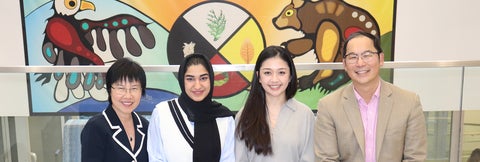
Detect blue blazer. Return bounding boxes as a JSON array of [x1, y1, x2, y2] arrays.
[[81, 105, 149, 162]]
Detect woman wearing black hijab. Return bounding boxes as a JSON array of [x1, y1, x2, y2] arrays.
[[147, 53, 235, 162]]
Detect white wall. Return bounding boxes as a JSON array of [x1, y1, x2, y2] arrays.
[[1, 0, 480, 115], [395, 0, 480, 61], [0, 0, 29, 116], [394, 0, 480, 111]]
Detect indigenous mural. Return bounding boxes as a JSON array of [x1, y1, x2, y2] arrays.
[[22, 0, 395, 114]]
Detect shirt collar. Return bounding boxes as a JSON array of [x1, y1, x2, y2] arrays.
[[283, 98, 298, 112], [353, 81, 382, 103]]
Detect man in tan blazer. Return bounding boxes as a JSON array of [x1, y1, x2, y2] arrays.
[[314, 31, 427, 162]]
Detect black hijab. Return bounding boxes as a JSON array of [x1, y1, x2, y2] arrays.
[[177, 53, 234, 162]]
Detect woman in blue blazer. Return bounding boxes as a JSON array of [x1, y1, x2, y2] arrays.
[[81, 58, 149, 162]]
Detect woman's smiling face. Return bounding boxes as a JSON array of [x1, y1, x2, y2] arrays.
[[258, 56, 290, 99], [184, 64, 211, 102]]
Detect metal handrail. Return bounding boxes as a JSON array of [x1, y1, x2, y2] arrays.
[[1, 60, 480, 73]]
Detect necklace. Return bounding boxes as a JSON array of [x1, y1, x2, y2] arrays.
[[128, 133, 134, 142], [128, 135, 135, 150]]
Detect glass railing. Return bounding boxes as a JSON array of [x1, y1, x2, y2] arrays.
[[1, 60, 480, 162]]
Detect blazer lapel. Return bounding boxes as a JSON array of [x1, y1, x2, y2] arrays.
[[103, 106, 137, 159], [132, 112, 146, 157], [375, 80, 394, 160], [342, 84, 366, 155]]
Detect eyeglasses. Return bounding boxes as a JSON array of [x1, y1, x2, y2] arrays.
[[344, 51, 379, 64], [111, 86, 141, 95]]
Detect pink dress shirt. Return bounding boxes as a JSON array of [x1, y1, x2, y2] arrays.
[[353, 83, 381, 162]]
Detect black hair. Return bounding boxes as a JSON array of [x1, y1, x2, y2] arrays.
[[105, 58, 146, 104], [236, 45, 298, 155], [342, 31, 383, 57]]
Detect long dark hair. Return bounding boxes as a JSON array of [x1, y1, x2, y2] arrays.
[[235, 45, 298, 155]]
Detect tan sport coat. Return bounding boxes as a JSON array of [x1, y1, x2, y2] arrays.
[[314, 80, 427, 162]]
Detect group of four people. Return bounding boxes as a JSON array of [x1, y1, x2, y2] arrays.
[[80, 31, 427, 162]]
